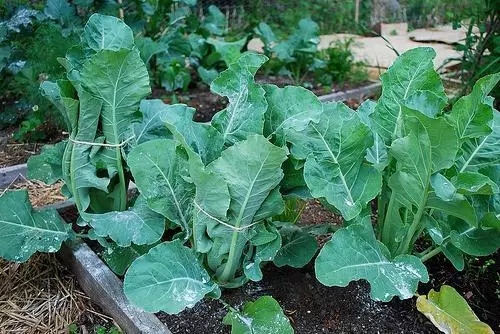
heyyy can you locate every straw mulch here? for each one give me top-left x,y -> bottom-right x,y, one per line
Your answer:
1,175 -> 66,208
0,142 -> 40,168
0,254 -> 116,333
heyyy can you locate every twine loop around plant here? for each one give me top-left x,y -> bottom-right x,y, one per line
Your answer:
193,201 -> 260,232
67,135 -> 135,147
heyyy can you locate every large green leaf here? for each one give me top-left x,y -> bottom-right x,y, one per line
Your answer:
44,0 -> 76,27
417,285 -> 494,334
40,80 -> 78,132
448,218 -> 500,256
102,241 -> 159,276
86,195 -> 165,247
131,99 -> 182,145
128,139 -> 194,233
194,135 -> 287,284
263,84 -> 323,146
201,5 -> 226,36
160,102 -> 224,165
211,53 -> 268,145
357,100 -> 388,171
223,296 -> 294,334
273,222 -> 317,268
67,91 -> 110,214
457,110 -> 500,172
446,73 -> 500,141
124,240 -> 218,314
370,47 -> 446,143
207,37 -> 248,65
315,222 -> 428,301
81,48 -> 150,146
27,141 -> 67,185
382,112 -> 461,252
288,102 -> 381,220
83,14 -> 134,52
0,190 -> 73,262
243,223 -> 282,281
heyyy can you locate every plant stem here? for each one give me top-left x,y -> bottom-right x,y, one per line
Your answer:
396,186 -> 429,256
219,229 -> 240,283
420,247 -> 442,262
115,147 -> 127,211
417,245 -> 435,257
218,298 -> 238,313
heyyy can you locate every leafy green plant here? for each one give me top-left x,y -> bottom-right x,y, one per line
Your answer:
281,47 -> 499,331
255,18 -> 324,85
446,0 -> 499,104
315,38 -> 368,88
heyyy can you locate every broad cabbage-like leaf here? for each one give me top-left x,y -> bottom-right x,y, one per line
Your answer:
211,53 -> 268,145
128,139 -> 194,233
44,0 -> 76,27
201,5 -> 226,36
288,102 -> 382,220
223,296 -> 294,334
456,107 -> 500,172
263,84 -> 322,146
417,285 -> 494,334
315,222 -> 428,301
27,140 -> 67,185
273,222 -> 317,268
86,195 -> 165,247
81,48 -> 150,145
102,240 -> 159,276
370,47 -> 446,143
382,110 -> 462,253
83,14 -> 134,52
0,190 -> 74,262
446,73 -> 500,141
207,37 -> 248,65
131,99 -> 182,145
124,240 -> 219,314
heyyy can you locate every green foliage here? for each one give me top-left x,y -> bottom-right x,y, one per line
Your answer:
316,39 -> 368,88
447,0 -> 499,105
255,18 -> 324,84
246,0 -> 371,35
2,13 -> 499,334
223,296 -> 294,334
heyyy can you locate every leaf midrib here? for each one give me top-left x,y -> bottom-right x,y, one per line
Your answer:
311,123 -> 355,205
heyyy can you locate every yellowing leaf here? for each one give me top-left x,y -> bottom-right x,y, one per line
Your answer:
416,285 -> 493,334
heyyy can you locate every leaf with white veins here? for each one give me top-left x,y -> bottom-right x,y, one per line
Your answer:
315,222 -> 428,301
124,240 -> 219,314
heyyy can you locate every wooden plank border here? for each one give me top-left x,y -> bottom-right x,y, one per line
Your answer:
58,240 -> 171,334
0,163 -> 27,187
318,82 -> 381,102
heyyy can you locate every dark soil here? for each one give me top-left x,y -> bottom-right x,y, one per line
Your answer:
152,77 -> 374,123
158,264 -> 439,334
0,124 -> 65,167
